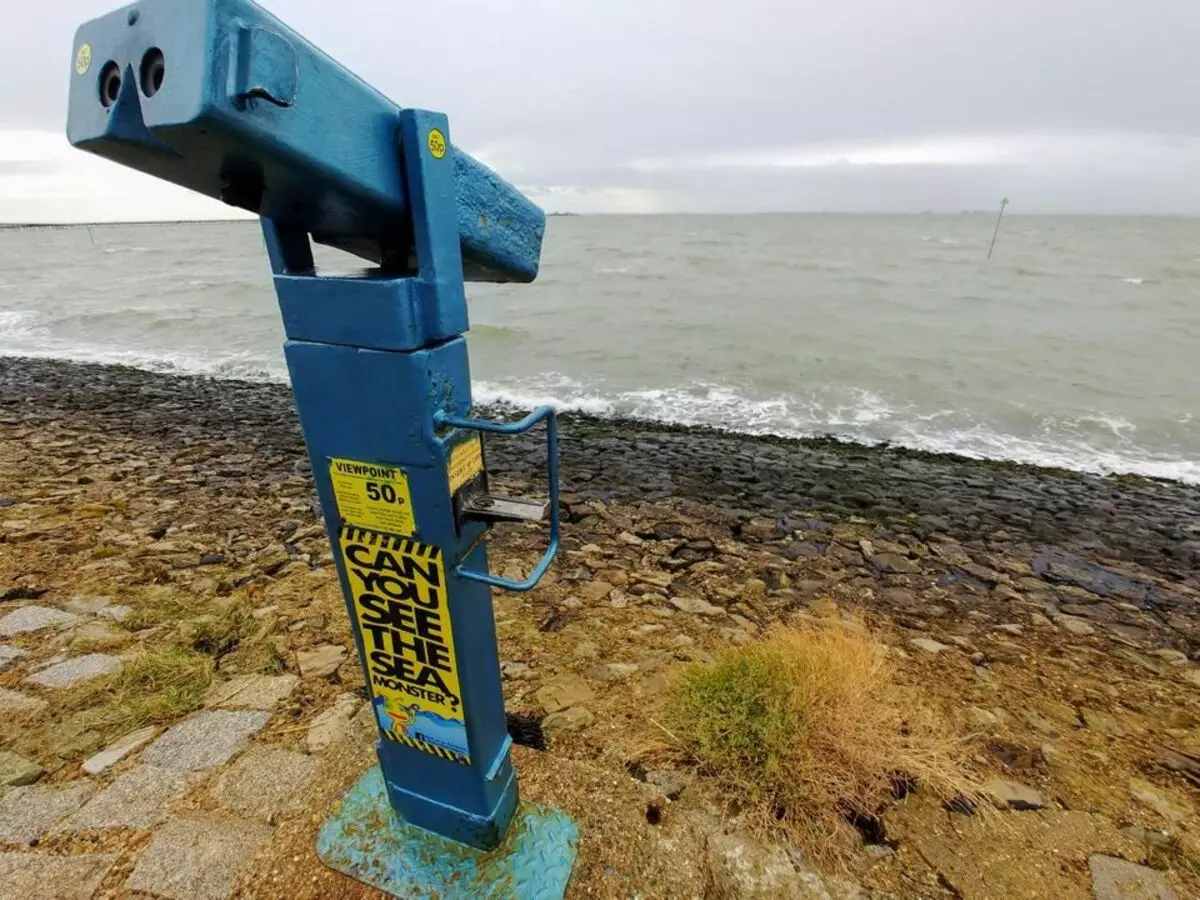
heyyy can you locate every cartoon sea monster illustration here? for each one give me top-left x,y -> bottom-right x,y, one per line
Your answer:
372,696 -> 420,735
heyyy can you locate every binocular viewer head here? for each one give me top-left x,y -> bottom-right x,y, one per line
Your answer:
66,0 -> 544,283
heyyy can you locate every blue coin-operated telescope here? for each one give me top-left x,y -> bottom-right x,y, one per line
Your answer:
68,1 -> 576,896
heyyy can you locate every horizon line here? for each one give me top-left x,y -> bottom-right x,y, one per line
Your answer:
4,210 -> 1200,228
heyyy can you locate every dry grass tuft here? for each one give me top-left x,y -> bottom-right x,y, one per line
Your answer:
660,618 -> 976,859
68,646 -> 215,732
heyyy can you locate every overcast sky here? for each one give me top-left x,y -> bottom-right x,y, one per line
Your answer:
3,0 -> 1199,220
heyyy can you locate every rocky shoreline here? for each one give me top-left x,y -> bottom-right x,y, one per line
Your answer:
2,355 -> 1199,899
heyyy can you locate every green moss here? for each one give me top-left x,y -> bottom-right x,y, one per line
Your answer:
664,645 -> 800,799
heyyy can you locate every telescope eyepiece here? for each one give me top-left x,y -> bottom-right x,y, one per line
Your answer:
140,48 -> 165,98
98,61 -> 121,108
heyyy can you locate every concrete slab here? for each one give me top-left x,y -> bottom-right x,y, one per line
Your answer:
203,674 -> 298,711
24,654 -> 121,689
126,816 -> 272,900
140,710 -> 270,772
0,782 -> 94,845
0,645 -> 26,671
0,607 -> 78,637
68,765 -> 194,830
210,747 -> 317,822
0,852 -> 117,900
81,725 -> 158,775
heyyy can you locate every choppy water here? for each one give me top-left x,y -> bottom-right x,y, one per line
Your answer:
1,215 -> 1197,482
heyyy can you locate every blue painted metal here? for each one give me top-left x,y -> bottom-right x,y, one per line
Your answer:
435,407 -> 560,592
318,766 -> 579,900
66,0 -> 576,892
66,0 -> 544,282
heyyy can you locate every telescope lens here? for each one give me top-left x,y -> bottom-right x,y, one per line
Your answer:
140,48 -> 165,98
98,61 -> 121,108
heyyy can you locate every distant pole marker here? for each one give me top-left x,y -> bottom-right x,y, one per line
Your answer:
987,197 -> 1009,260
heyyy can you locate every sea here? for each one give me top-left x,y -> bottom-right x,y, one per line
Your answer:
0,215 -> 1196,483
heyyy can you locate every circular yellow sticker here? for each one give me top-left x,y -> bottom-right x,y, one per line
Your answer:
75,43 -> 92,76
427,128 -> 447,159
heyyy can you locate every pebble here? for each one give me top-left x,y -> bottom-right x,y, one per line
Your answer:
910,638 -> 951,654
536,674 -> 595,713
982,778 -> 1045,811
542,707 -> 595,732
296,644 -> 347,678
578,580 -> 615,603
305,693 -> 363,753
1057,615 -> 1096,637
669,595 -> 725,617
645,768 -> 690,800
81,725 -> 159,775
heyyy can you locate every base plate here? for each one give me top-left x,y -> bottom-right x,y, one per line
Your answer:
316,766 -> 579,899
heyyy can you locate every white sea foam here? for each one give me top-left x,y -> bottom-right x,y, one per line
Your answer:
1121,277 -> 1145,285
0,310 -> 41,340
474,374 -> 1200,484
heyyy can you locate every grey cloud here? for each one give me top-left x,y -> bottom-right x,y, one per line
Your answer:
2,0 -> 1199,214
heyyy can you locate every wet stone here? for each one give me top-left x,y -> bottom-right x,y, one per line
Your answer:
24,653 -> 121,688
68,764 -> 194,829
141,710 -> 270,772
203,674 -> 299,710
210,747 -> 317,822
0,852 -> 117,900
0,606 -> 78,637
126,816 -> 272,900
82,725 -> 159,775
0,782 -> 94,845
